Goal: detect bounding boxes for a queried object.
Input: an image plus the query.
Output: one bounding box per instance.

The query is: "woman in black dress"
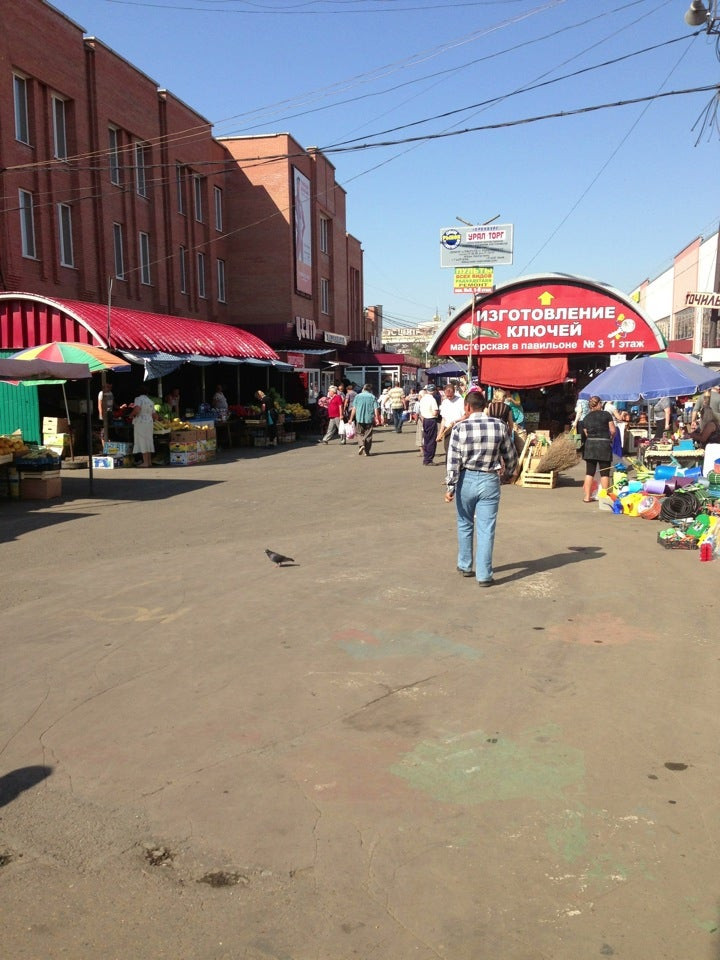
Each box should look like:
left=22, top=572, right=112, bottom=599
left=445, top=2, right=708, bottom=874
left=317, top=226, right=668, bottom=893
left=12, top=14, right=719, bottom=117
left=581, top=395, right=617, bottom=502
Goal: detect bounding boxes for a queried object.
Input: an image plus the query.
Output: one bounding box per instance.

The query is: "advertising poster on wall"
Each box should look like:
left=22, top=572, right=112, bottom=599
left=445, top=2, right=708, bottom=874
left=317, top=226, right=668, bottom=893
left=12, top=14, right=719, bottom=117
left=293, top=168, right=312, bottom=297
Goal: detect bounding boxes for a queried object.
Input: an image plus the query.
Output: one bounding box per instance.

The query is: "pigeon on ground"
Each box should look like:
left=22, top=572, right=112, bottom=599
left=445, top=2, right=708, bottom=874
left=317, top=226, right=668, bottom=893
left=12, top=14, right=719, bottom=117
left=265, top=548, right=294, bottom=567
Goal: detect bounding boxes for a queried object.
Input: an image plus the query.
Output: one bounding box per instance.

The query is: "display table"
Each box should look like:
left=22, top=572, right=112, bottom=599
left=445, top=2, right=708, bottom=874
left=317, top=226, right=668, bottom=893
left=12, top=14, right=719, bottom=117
left=644, top=447, right=704, bottom=469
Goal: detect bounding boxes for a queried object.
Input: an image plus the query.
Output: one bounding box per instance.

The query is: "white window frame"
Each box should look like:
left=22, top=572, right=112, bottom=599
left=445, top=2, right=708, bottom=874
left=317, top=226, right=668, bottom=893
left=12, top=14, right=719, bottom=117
left=320, top=277, right=330, bottom=315
left=196, top=252, right=206, bottom=299
left=214, top=186, right=223, bottom=232
left=139, top=231, right=151, bottom=285
left=52, top=95, right=68, bottom=160
left=176, top=164, right=185, bottom=215
left=19, top=189, right=36, bottom=259
left=113, top=222, right=125, bottom=279
left=179, top=246, right=187, bottom=294
left=58, top=203, right=74, bottom=267
left=193, top=174, right=203, bottom=222
left=13, top=74, right=30, bottom=144
left=216, top=258, right=226, bottom=303
left=319, top=216, right=329, bottom=254
left=135, top=142, right=148, bottom=198
left=109, top=127, right=121, bottom=185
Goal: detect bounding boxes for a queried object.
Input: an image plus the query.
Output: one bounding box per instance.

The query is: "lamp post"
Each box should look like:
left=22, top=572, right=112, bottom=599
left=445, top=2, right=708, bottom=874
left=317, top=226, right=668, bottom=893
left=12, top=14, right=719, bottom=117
left=684, top=0, right=719, bottom=32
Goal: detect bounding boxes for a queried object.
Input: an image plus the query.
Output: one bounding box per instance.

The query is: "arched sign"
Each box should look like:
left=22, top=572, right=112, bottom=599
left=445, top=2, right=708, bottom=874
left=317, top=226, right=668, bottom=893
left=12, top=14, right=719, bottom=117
left=429, top=274, right=665, bottom=358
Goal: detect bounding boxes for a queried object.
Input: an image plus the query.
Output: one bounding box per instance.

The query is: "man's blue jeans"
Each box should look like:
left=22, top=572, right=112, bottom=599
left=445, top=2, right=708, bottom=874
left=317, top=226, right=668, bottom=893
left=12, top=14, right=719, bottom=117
left=455, top=469, right=501, bottom=582
left=392, top=408, right=404, bottom=432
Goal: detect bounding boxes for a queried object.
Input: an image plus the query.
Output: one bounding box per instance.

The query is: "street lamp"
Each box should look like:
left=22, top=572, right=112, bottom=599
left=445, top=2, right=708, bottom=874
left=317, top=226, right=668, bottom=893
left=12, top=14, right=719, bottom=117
left=684, top=0, right=719, bottom=32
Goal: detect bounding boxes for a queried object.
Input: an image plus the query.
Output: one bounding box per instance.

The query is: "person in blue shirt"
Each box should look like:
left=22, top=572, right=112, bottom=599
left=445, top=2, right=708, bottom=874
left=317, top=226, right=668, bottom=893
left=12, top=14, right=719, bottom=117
left=348, top=384, right=379, bottom=456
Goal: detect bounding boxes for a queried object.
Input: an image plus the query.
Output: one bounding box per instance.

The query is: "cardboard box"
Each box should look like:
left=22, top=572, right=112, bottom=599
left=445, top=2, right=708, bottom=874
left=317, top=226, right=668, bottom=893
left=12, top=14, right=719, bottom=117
left=43, top=432, right=71, bottom=448
left=170, top=429, right=198, bottom=442
left=169, top=451, right=198, bottom=465
left=92, top=455, right=126, bottom=469
left=21, top=475, right=62, bottom=500
left=169, top=441, right=199, bottom=453
left=43, top=417, right=70, bottom=434
left=103, top=441, right=133, bottom=456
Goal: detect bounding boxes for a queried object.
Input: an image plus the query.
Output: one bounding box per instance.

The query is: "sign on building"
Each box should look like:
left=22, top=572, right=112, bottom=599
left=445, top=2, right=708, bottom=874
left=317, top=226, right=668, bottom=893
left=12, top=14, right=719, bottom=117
left=440, top=224, right=513, bottom=267
left=454, top=267, right=494, bottom=294
left=685, top=291, right=720, bottom=309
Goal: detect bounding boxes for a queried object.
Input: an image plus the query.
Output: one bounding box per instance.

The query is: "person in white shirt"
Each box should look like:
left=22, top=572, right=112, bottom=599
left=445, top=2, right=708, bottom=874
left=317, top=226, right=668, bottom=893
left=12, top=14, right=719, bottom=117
left=438, top=384, right=466, bottom=456
left=419, top=386, right=440, bottom=465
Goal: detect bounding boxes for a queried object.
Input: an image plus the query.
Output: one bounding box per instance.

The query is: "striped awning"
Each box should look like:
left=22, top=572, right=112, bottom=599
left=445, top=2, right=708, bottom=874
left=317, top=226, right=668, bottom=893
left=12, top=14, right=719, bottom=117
left=0, top=293, right=278, bottom=361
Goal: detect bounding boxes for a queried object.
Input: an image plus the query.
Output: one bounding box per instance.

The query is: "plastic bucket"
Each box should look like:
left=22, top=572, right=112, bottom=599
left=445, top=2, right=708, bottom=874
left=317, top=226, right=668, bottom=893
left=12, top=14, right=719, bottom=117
left=644, top=478, right=666, bottom=495
left=654, top=464, right=677, bottom=480
left=714, top=458, right=720, bottom=473
left=683, top=466, right=702, bottom=480
left=627, top=480, right=643, bottom=494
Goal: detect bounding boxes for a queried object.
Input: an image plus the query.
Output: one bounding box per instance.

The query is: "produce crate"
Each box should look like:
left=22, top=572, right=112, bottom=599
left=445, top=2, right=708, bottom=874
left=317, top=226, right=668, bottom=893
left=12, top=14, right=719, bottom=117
left=20, top=474, right=62, bottom=500
left=518, top=470, right=557, bottom=489
left=92, top=455, right=127, bottom=469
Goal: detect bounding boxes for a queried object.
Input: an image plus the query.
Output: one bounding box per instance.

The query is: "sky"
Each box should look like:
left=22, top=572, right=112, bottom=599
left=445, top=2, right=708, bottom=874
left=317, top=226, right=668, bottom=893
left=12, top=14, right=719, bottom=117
left=51, top=0, right=719, bottom=330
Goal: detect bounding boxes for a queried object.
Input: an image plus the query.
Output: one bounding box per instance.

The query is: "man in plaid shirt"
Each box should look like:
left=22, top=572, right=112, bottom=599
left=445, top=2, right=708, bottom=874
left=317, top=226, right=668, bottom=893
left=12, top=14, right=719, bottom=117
left=444, top=391, right=518, bottom=587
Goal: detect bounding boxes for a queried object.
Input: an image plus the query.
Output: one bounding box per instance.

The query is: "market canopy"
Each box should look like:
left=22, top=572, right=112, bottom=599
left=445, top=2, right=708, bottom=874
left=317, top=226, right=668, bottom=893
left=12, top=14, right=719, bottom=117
left=0, top=293, right=279, bottom=361
left=579, top=352, right=720, bottom=401
left=425, top=361, right=467, bottom=376
left=428, top=274, right=666, bottom=387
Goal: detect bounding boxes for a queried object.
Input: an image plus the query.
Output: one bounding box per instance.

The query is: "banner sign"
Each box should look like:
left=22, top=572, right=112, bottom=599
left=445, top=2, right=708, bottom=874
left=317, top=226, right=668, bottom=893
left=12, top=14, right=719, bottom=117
left=685, top=291, right=720, bottom=308
left=431, top=276, right=665, bottom=357
left=440, top=224, right=513, bottom=267
left=454, top=266, right=494, bottom=294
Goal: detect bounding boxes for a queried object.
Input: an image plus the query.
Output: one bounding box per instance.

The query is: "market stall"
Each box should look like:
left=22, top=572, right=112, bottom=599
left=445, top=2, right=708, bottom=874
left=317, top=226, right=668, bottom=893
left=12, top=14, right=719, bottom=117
left=0, top=358, right=93, bottom=498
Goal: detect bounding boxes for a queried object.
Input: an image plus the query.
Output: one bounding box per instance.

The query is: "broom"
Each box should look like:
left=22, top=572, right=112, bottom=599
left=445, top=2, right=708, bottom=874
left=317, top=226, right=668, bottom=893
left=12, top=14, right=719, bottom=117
left=535, top=434, right=581, bottom=474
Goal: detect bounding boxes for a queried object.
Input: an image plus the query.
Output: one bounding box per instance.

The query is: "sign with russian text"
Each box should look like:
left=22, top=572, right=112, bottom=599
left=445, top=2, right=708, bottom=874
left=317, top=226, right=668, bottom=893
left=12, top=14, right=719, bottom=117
left=686, top=291, right=720, bottom=309
left=454, top=267, right=494, bottom=294
left=440, top=224, right=513, bottom=267
left=430, top=276, right=665, bottom=357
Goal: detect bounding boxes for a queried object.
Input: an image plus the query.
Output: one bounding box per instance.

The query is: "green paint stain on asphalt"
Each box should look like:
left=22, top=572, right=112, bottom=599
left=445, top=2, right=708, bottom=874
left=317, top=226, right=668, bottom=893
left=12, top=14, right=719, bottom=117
left=339, top=628, right=482, bottom=661
left=390, top=724, right=584, bottom=804
left=547, top=811, right=588, bottom=862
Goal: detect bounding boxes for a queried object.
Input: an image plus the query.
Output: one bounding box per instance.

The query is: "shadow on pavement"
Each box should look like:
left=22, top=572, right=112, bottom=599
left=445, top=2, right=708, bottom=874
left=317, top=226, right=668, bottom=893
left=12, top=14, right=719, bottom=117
left=494, top=545, right=605, bottom=584
left=0, top=765, right=53, bottom=809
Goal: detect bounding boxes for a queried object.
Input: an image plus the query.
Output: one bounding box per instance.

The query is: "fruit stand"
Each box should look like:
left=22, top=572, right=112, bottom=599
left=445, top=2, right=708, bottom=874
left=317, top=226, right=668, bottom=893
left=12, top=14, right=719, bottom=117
left=0, top=433, right=63, bottom=500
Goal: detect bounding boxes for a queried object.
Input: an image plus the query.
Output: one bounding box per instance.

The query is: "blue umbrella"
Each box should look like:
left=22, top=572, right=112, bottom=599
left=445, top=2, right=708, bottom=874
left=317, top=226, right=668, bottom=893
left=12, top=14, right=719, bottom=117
left=579, top=352, right=720, bottom=401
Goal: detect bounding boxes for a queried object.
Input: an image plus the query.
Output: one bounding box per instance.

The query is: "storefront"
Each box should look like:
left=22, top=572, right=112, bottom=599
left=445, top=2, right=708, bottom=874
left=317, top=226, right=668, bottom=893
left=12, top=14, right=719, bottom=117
left=428, top=273, right=666, bottom=432
left=0, top=292, right=308, bottom=467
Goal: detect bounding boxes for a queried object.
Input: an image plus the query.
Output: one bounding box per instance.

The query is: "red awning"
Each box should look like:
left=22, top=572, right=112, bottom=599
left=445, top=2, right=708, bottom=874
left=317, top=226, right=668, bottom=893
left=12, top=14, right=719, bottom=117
left=479, top=356, right=569, bottom=390
left=0, top=293, right=278, bottom=360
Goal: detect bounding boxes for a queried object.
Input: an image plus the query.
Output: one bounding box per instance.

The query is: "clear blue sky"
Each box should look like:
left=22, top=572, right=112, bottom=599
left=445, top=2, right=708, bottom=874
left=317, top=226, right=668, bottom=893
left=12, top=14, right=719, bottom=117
left=53, top=0, right=719, bottom=329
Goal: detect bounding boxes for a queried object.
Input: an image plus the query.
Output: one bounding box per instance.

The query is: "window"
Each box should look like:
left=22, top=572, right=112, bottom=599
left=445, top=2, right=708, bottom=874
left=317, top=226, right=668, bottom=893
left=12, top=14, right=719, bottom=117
left=139, top=232, right=151, bottom=284
left=216, top=259, right=226, bottom=303
left=179, top=246, right=187, bottom=294
left=196, top=252, right=206, bottom=298
left=319, top=216, right=329, bottom=254
left=13, top=75, right=30, bottom=144
left=58, top=204, right=74, bottom=266
left=52, top=96, right=67, bottom=160
left=109, top=127, right=121, bottom=185
left=113, top=223, right=125, bottom=279
left=193, top=174, right=203, bottom=222
left=135, top=143, right=148, bottom=197
left=320, top=277, right=330, bottom=315
left=19, top=189, right=36, bottom=258
left=176, top=164, right=185, bottom=214
left=214, top=186, right=223, bottom=232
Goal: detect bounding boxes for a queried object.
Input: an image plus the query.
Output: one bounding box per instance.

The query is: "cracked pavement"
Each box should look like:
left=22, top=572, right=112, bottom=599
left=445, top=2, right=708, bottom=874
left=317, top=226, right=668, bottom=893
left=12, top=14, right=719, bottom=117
left=1, top=428, right=719, bottom=959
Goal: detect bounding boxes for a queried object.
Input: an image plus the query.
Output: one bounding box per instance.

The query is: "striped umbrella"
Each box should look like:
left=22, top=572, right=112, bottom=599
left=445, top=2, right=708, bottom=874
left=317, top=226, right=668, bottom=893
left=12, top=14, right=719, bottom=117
left=10, top=341, right=130, bottom=372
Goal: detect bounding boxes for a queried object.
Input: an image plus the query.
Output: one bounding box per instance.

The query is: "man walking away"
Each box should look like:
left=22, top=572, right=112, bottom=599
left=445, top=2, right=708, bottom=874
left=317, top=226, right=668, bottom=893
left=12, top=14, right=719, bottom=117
left=320, top=385, right=345, bottom=444
left=419, top=385, right=439, bottom=465
left=388, top=381, right=407, bottom=433
left=444, top=391, right=518, bottom=587
left=349, top=384, right=378, bottom=456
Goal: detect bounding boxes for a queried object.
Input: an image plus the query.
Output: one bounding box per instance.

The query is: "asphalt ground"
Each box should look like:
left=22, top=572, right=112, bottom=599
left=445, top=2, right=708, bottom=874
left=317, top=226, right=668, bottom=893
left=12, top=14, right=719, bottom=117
left=1, top=426, right=718, bottom=960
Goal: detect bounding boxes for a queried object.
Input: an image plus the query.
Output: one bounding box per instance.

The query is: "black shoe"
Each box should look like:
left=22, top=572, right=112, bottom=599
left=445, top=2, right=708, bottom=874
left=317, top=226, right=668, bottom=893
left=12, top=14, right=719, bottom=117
left=457, top=567, right=474, bottom=578
left=477, top=579, right=494, bottom=588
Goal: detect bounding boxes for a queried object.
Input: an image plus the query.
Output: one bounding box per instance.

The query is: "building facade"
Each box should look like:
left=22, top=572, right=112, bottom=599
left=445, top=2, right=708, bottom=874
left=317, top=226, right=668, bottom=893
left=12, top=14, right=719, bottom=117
left=0, top=0, right=364, bottom=365
left=630, top=228, right=720, bottom=360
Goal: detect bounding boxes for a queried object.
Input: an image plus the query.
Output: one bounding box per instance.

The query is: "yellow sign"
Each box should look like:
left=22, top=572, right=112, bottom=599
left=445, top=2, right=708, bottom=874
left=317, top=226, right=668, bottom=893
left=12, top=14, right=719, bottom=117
left=453, top=267, right=494, bottom=294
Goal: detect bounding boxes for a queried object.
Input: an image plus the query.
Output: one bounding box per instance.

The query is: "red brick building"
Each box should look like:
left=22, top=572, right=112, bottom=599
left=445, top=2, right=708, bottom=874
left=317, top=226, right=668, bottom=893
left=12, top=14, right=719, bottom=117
left=0, top=0, right=364, bottom=354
